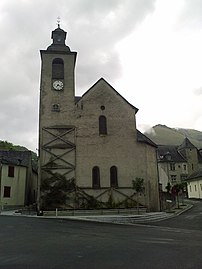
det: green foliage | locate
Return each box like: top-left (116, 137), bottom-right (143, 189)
top-left (0, 140), bottom-right (27, 151)
top-left (171, 183), bottom-right (186, 195)
top-left (41, 174), bottom-right (75, 209)
top-left (0, 140), bottom-right (38, 162)
top-left (180, 181), bottom-right (187, 191)
top-left (132, 177), bottom-right (145, 214)
top-left (122, 199), bottom-right (137, 208)
top-left (106, 193), bottom-right (119, 208)
top-left (106, 193), bottom-right (113, 208)
top-left (86, 196), bottom-right (101, 209)
top-left (171, 183), bottom-right (187, 209)
top-left (132, 177), bottom-right (144, 194)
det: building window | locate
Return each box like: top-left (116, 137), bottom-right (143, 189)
top-left (92, 166), bottom-right (100, 189)
top-left (181, 175), bottom-right (187, 181)
top-left (183, 164), bottom-right (186, 171)
top-left (52, 104), bottom-right (60, 112)
top-left (8, 166), bottom-right (14, 177)
top-left (4, 186), bottom-right (11, 198)
top-left (170, 163), bottom-right (175, 171)
top-left (52, 58), bottom-right (64, 79)
top-left (99, 116), bottom-right (107, 135)
top-left (110, 166), bottom-right (118, 188)
top-left (165, 153), bottom-right (171, 161)
top-left (190, 185), bottom-right (192, 192)
top-left (195, 185), bottom-right (197, 192)
top-left (200, 184), bottom-right (202, 191)
top-left (171, 175), bottom-right (176, 182)
top-left (100, 105), bottom-right (105, 110)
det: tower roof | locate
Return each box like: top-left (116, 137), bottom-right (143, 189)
top-left (178, 137), bottom-right (196, 150)
top-left (47, 25), bottom-right (70, 52)
top-left (157, 145), bottom-right (186, 162)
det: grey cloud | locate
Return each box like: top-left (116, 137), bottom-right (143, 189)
top-left (0, 0), bottom-right (156, 151)
top-left (139, 124), bottom-right (156, 136)
top-left (193, 86), bottom-right (202, 95)
top-left (0, 93), bottom-right (38, 147)
top-left (178, 0), bottom-right (202, 29)
top-left (66, 0), bottom-right (156, 90)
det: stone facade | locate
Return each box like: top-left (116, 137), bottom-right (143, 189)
top-left (38, 26), bottom-right (160, 211)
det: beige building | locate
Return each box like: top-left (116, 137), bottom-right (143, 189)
top-left (0, 150), bottom-right (37, 208)
top-left (38, 25), bottom-right (160, 211)
top-left (157, 138), bottom-right (202, 192)
top-left (187, 171), bottom-right (202, 199)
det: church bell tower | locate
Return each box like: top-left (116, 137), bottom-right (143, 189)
top-left (38, 24), bottom-right (77, 209)
top-left (40, 24), bottom-right (77, 122)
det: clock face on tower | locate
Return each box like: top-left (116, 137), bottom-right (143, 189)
top-left (53, 80), bottom-right (64, 90)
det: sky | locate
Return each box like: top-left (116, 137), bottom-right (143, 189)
top-left (0, 0), bottom-right (202, 152)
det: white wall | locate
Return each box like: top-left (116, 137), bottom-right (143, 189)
top-left (187, 178), bottom-right (202, 199)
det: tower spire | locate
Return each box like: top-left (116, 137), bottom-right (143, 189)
top-left (47, 21), bottom-right (70, 52)
top-left (57, 16), bottom-right (61, 28)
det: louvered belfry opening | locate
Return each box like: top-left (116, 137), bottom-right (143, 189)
top-left (52, 58), bottom-right (64, 79)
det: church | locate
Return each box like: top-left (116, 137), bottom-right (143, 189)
top-left (38, 24), bottom-right (160, 211)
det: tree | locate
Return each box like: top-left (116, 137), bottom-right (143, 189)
top-left (132, 177), bottom-right (144, 214)
top-left (180, 181), bottom-right (187, 205)
top-left (165, 182), bottom-right (171, 193)
top-left (40, 173), bottom-right (75, 209)
top-left (171, 183), bottom-right (184, 209)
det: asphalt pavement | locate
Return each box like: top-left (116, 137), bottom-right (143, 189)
top-left (145, 199), bottom-right (202, 231)
top-left (0, 199), bottom-right (202, 268)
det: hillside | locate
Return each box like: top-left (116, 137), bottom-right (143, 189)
top-left (0, 140), bottom-right (28, 151)
top-left (0, 140), bottom-right (37, 161)
top-left (144, 124), bottom-right (202, 149)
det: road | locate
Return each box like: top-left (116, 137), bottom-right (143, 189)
top-left (0, 201), bottom-right (202, 269)
top-left (149, 199), bottom-right (202, 231)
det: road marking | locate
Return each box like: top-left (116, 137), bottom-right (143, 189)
top-left (138, 237), bottom-right (175, 245)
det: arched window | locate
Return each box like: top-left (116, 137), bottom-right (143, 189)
top-left (52, 58), bottom-right (64, 79)
top-left (99, 116), bottom-right (107, 135)
top-left (110, 166), bottom-right (118, 188)
top-left (92, 166), bottom-right (100, 189)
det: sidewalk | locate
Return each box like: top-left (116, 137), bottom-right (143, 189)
top-left (0, 203), bottom-right (193, 225)
top-left (58, 203), bottom-right (192, 224)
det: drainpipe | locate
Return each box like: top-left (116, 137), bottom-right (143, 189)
top-left (156, 149), bottom-right (161, 212)
top-left (37, 150), bottom-right (41, 214)
top-left (0, 158), bottom-right (2, 211)
top-left (197, 180), bottom-right (201, 199)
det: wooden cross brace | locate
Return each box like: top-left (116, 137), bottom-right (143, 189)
top-left (42, 127), bottom-right (75, 148)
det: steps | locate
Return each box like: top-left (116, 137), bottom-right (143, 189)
top-left (70, 212), bottom-right (172, 224)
